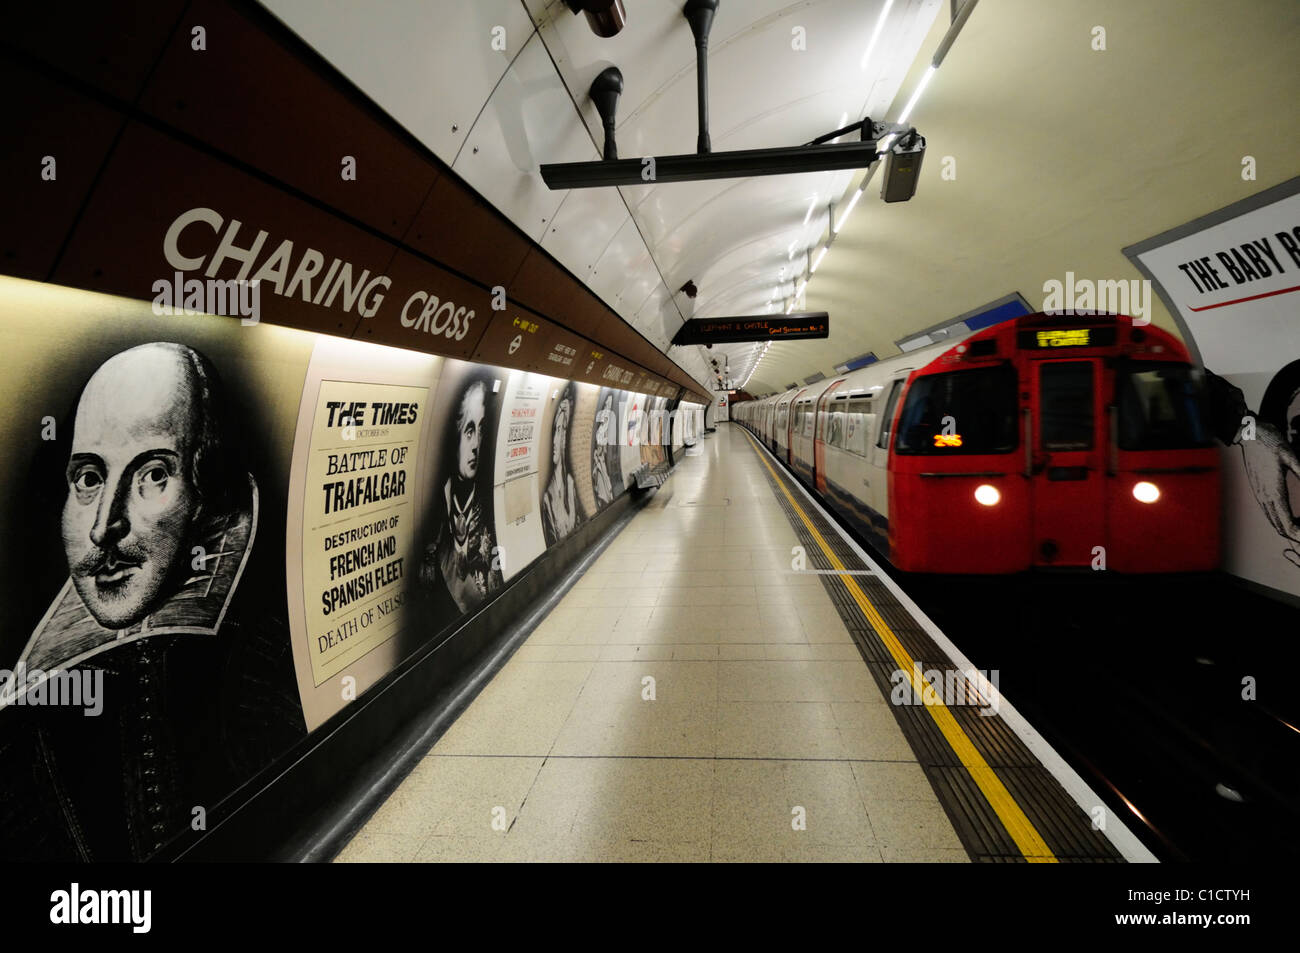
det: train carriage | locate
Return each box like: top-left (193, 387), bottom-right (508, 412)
top-left (736, 312), bottom-right (1220, 574)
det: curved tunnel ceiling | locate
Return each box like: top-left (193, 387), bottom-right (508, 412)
top-left (259, 0), bottom-right (1300, 398)
top-left (753, 0), bottom-right (1300, 394)
top-left (259, 0), bottom-right (942, 394)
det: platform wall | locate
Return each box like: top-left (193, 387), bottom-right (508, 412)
top-left (0, 276), bottom-right (702, 860)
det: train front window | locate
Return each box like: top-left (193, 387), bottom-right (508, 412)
top-left (1117, 363), bottom-right (1210, 450)
top-left (1040, 361), bottom-right (1094, 450)
top-left (895, 365), bottom-right (1018, 454)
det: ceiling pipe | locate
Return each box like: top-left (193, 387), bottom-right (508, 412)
top-left (683, 0), bottom-right (719, 154)
top-left (564, 0), bottom-right (629, 38)
top-left (589, 66), bottom-right (624, 159)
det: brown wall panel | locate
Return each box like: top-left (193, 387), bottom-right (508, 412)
top-left (594, 319), bottom-right (638, 357)
top-left (579, 349), bottom-right (640, 390)
top-left (52, 122), bottom-right (395, 338)
top-left (7, 0), bottom-right (707, 396)
top-left (472, 308), bottom-right (584, 377)
top-left (405, 175), bottom-right (531, 291)
top-left (568, 293), bottom-right (618, 342)
top-left (355, 249), bottom-right (499, 359)
top-left (0, 60), bottom-right (125, 280)
top-left (509, 249), bottom-right (599, 338)
top-left (9, 1), bottom-right (186, 102)
top-left (138, 0), bottom-right (437, 242)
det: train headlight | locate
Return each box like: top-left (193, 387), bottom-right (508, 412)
top-left (974, 484), bottom-right (1000, 506)
top-left (1133, 481), bottom-right (1160, 504)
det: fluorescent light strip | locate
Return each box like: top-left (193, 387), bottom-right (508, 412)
top-left (897, 64), bottom-right (935, 125)
top-left (810, 246), bottom-right (828, 273)
top-left (859, 0), bottom-right (894, 71)
top-left (802, 196), bottom-right (817, 226)
top-left (832, 184), bottom-right (865, 233)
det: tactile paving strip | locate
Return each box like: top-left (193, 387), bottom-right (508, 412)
top-left (746, 435), bottom-right (1123, 864)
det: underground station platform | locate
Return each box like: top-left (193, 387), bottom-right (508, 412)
top-left (2, 0), bottom-right (1287, 938)
top-left (332, 426), bottom-right (1148, 864)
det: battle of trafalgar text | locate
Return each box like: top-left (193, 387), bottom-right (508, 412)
top-left (317, 398), bottom-right (414, 646)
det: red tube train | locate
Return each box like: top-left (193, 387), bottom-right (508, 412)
top-left (734, 312), bottom-right (1221, 573)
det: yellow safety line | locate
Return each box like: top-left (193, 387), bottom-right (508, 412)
top-left (742, 431), bottom-right (1058, 863)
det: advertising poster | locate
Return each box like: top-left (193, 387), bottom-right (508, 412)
top-left (492, 369), bottom-right (548, 579)
top-left (570, 383), bottom-right (599, 520)
top-left (498, 370), bottom-right (547, 484)
top-left (640, 395), bottom-right (668, 469)
top-left (591, 386), bottom-right (626, 511)
top-left (538, 379), bottom-right (590, 547)
top-left (0, 276), bottom-right (311, 861)
top-left (622, 391), bottom-right (647, 487)
top-left (1127, 177), bottom-right (1300, 601)
top-left (285, 336), bottom-right (439, 731)
top-left (416, 359), bottom-right (507, 620)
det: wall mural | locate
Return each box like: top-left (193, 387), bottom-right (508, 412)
top-left (1128, 177), bottom-right (1300, 602)
top-left (0, 279), bottom-right (311, 861)
top-left (539, 380), bottom-right (587, 547)
top-left (591, 387), bottom-right (626, 509)
top-left (0, 276), bottom-right (696, 860)
top-left (419, 361), bottom-right (505, 619)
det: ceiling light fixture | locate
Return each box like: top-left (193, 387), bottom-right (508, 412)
top-left (832, 183), bottom-right (866, 233)
top-left (859, 0), bottom-right (895, 71)
top-left (897, 64), bottom-right (935, 125)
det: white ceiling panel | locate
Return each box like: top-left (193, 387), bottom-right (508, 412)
top-left (536, 0), bottom-right (822, 143)
top-left (521, 0), bottom-right (552, 25)
top-left (615, 258), bottom-right (663, 321)
top-left (453, 32), bottom-right (600, 242)
top-left (615, 4), bottom-right (899, 156)
top-left (541, 186), bottom-right (630, 281)
top-left (587, 214), bottom-right (652, 304)
top-left (526, 0), bottom-right (940, 385)
top-left (260, 0), bottom-right (951, 393)
top-left (260, 0), bottom-right (534, 165)
top-left (645, 287), bottom-right (687, 346)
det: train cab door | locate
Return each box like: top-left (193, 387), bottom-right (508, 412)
top-left (870, 377), bottom-right (907, 517)
top-left (1028, 358), bottom-right (1107, 566)
top-left (813, 380), bottom-right (845, 492)
top-left (785, 388), bottom-right (807, 465)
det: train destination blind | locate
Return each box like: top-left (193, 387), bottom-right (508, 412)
top-left (1016, 326), bottom-right (1118, 349)
top-left (671, 313), bottom-right (830, 345)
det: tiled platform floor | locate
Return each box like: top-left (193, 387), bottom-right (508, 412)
top-left (336, 426), bottom-right (966, 862)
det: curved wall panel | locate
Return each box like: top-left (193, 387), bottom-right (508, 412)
top-left (0, 276), bottom-right (703, 860)
top-left (1, 0), bottom-right (710, 403)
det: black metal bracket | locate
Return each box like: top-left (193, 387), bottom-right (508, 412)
top-left (539, 0), bottom-right (923, 194)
